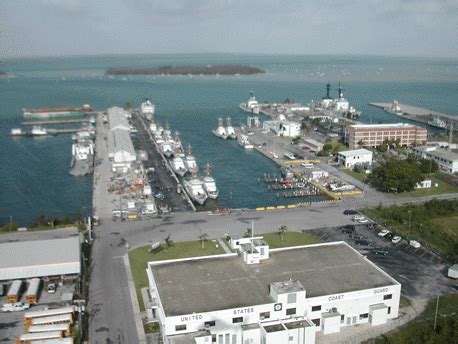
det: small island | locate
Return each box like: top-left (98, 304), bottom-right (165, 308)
top-left (0, 71), bottom-right (7, 77)
top-left (106, 65), bottom-right (265, 76)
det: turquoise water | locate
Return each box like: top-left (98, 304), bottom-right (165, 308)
top-left (1, 55), bottom-right (457, 225)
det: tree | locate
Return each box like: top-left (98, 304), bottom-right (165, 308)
top-left (368, 158), bottom-right (424, 193)
top-left (357, 140), bottom-right (365, 148)
top-left (244, 227), bottom-right (252, 238)
top-left (198, 233), bottom-right (208, 249)
top-left (278, 225), bottom-right (288, 241)
top-left (164, 234), bottom-right (173, 247)
top-left (418, 158), bottom-right (439, 174)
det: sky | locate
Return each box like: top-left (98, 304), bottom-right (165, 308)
top-left (0, 0), bottom-right (457, 58)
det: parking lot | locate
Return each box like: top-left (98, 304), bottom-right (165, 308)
top-left (308, 218), bottom-right (456, 299)
top-left (0, 282), bottom-right (75, 343)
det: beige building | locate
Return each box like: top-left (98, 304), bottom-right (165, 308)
top-left (345, 123), bottom-right (427, 149)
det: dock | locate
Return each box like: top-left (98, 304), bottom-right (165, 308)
top-left (22, 119), bottom-right (93, 126)
top-left (369, 102), bottom-right (457, 129)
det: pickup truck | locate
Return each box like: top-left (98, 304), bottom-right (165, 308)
top-left (2, 302), bottom-right (30, 312)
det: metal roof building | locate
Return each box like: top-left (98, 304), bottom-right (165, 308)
top-left (0, 237), bottom-right (81, 281)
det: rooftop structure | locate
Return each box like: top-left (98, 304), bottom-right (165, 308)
top-left (0, 237), bottom-right (81, 281)
top-left (337, 149), bottom-right (373, 168)
top-left (345, 123), bottom-right (427, 149)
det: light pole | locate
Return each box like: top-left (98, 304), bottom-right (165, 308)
top-left (408, 210), bottom-right (412, 232)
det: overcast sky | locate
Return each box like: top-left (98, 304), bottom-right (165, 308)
top-left (1, 0), bottom-right (457, 58)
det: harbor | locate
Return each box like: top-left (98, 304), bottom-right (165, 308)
top-left (369, 102), bottom-right (457, 130)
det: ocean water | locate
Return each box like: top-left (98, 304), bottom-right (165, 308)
top-left (0, 55), bottom-right (457, 225)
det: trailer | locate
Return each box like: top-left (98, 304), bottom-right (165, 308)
top-left (25, 278), bottom-right (41, 304)
top-left (7, 280), bottom-right (23, 303)
top-left (27, 313), bottom-right (73, 327)
top-left (15, 330), bottom-right (62, 343)
top-left (28, 323), bottom-right (71, 336)
top-left (24, 306), bottom-right (75, 325)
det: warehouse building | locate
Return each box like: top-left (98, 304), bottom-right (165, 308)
top-left (345, 123), bottom-right (427, 149)
top-left (147, 239), bottom-right (401, 344)
top-left (107, 106), bottom-right (136, 172)
top-left (338, 149), bottom-right (373, 168)
top-left (412, 146), bottom-right (458, 174)
top-left (0, 237), bottom-right (81, 282)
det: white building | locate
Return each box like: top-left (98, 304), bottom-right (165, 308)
top-left (412, 146), bottom-right (458, 173)
top-left (108, 107), bottom-right (131, 131)
top-left (338, 149), bottom-right (373, 168)
top-left (263, 117), bottom-right (301, 137)
top-left (0, 237), bottom-right (81, 281)
top-left (147, 240), bottom-right (401, 344)
top-left (107, 106), bottom-right (136, 172)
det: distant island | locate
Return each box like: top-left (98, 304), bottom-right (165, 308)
top-left (0, 71), bottom-right (7, 77)
top-left (106, 65), bottom-right (265, 76)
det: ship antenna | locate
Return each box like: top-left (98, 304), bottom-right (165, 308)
top-left (338, 81), bottom-right (343, 99)
top-left (206, 162), bottom-right (211, 176)
top-left (326, 81), bottom-right (331, 99)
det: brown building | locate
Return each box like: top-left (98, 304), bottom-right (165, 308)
top-left (345, 123), bottom-right (427, 149)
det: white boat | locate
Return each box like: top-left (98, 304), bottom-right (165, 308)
top-left (284, 152), bottom-right (296, 160)
top-left (185, 145), bottom-right (199, 174)
top-left (427, 117), bottom-right (447, 129)
top-left (171, 155), bottom-right (187, 177)
top-left (385, 100), bottom-right (403, 116)
top-left (202, 163), bottom-right (219, 199)
top-left (239, 92), bottom-right (260, 113)
top-left (212, 117), bottom-right (228, 139)
top-left (10, 128), bottom-right (23, 136)
top-left (184, 176), bottom-right (208, 205)
top-left (237, 134), bottom-right (254, 150)
top-left (226, 117), bottom-right (236, 139)
top-left (174, 131), bottom-right (183, 152)
top-left (329, 183), bottom-right (355, 192)
top-left (140, 98), bottom-right (155, 118)
top-left (31, 126), bottom-right (48, 136)
top-left (160, 142), bottom-right (174, 158)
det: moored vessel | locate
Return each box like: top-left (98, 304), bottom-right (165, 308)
top-left (183, 174), bottom-right (208, 205)
top-left (212, 117), bottom-right (228, 139)
top-left (239, 92), bottom-right (260, 114)
top-left (226, 117), bottom-right (236, 139)
top-left (202, 163), bottom-right (219, 199)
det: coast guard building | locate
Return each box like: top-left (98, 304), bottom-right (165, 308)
top-left (147, 238), bottom-right (401, 344)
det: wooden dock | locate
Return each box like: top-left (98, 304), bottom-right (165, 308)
top-left (22, 118), bottom-right (93, 125)
top-left (369, 102), bottom-right (457, 129)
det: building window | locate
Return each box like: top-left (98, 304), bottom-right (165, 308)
top-left (341, 314), bottom-right (345, 323)
top-left (212, 334), bottom-right (216, 343)
top-left (383, 294), bottom-right (392, 300)
top-left (359, 313), bottom-right (369, 320)
top-left (232, 334), bottom-right (237, 344)
top-left (388, 307), bottom-right (391, 315)
top-left (204, 320), bottom-right (215, 327)
top-left (260, 311), bottom-right (270, 320)
top-left (286, 308), bottom-right (296, 315)
top-left (289, 336), bottom-right (294, 341)
top-left (232, 317), bottom-right (243, 323)
top-left (311, 318), bottom-right (320, 326)
top-left (287, 293), bottom-right (296, 304)
top-left (311, 305), bottom-right (321, 312)
top-left (175, 324), bottom-right (186, 331)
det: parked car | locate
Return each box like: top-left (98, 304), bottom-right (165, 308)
top-left (47, 283), bottom-right (56, 293)
top-left (378, 229), bottom-right (391, 237)
top-left (384, 233), bottom-right (394, 240)
top-left (341, 225), bottom-right (355, 233)
top-left (343, 209), bottom-right (358, 215)
top-left (409, 240), bottom-right (421, 249)
top-left (371, 248), bottom-right (389, 256)
top-left (355, 239), bottom-right (372, 246)
top-left (2, 302), bottom-right (30, 312)
top-left (349, 233), bottom-right (364, 240)
top-left (352, 214), bottom-right (363, 221)
top-left (391, 236), bottom-right (402, 244)
top-left (357, 217), bottom-right (369, 224)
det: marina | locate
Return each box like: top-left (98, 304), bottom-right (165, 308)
top-left (369, 102), bottom-right (458, 130)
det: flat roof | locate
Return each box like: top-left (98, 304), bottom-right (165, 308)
top-left (415, 146), bottom-right (458, 162)
top-left (349, 123), bottom-right (421, 129)
top-left (338, 149), bottom-right (373, 157)
top-left (0, 237), bottom-right (81, 281)
top-left (149, 242), bottom-right (397, 317)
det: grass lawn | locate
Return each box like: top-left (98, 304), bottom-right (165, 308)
top-left (399, 175), bottom-right (458, 197)
top-left (129, 240), bottom-right (225, 312)
top-left (341, 168), bottom-right (369, 183)
top-left (262, 231), bottom-right (320, 249)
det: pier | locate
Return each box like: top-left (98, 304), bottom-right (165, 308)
top-left (22, 118), bottom-right (93, 125)
top-left (369, 102), bottom-right (457, 129)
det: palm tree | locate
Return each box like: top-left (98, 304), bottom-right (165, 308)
top-left (164, 234), bottom-right (173, 248)
top-left (198, 233), bottom-right (208, 249)
top-left (244, 227), bottom-right (252, 238)
top-left (278, 225), bottom-right (288, 241)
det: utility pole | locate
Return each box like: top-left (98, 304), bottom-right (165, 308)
top-left (9, 216), bottom-right (12, 232)
top-left (433, 295), bottom-right (439, 331)
top-left (408, 210), bottom-right (412, 232)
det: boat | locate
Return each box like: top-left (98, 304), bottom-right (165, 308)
top-left (22, 104), bottom-right (92, 117)
top-left (239, 92), bottom-right (260, 113)
top-left (183, 175), bottom-right (208, 205)
top-left (171, 154), bottom-right (187, 177)
top-left (70, 141), bottom-right (94, 176)
top-left (185, 145), bottom-right (199, 174)
top-left (226, 117), bottom-right (236, 139)
top-left (237, 134), bottom-right (254, 150)
top-left (174, 131), bottom-right (183, 152)
top-left (160, 142), bottom-right (174, 158)
top-left (212, 117), bottom-right (228, 139)
top-left (427, 117), bottom-right (447, 129)
top-left (328, 183), bottom-right (355, 192)
top-left (10, 128), bottom-right (23, 136)
top-left (31, 126), bottom-right (48, 136)
top-left (385, 101), bottom-right (403, 116)
top-left (202, 163), bottom-right (219, 199)
top-left (140, 98), bottom-right (155, 118)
